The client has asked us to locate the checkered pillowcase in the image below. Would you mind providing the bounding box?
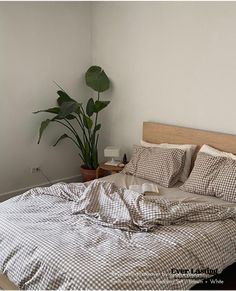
[180,152,236,202]
[121,145,186,187]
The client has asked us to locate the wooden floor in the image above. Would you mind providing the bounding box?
[192,262,236,290]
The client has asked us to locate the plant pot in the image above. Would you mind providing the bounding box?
[80,165,97,182]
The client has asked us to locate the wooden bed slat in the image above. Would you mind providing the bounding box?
[143,122,236,158]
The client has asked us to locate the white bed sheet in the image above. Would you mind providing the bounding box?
[100,173,236,208]
[1,174,236,290]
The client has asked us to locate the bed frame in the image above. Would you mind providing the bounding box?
[143,121,236,160]
[1,121,236,290]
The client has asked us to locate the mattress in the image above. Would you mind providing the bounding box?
[0,174,236,290]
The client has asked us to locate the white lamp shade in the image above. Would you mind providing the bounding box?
[104,146,120,158]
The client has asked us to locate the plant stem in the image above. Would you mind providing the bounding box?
[92,91,100,163]
[69,139,84,161]
[54,120,76,136]
[94,92,100,128]
[64,119,78,136]
[78,153,86,164]
[54,120,84,150]
[66,136,86,163]
[75,115,91,148]
[75,116,86,144]
[95,133,99,149]
[67,136,80,149]
[53,81,66,92]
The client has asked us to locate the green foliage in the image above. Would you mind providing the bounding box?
[37,119,51,144]
[94,100,110,113]
[85,66,110,92]
[57,90,74,106]
[53,134,70,147]
[86,98,95,117]
[33,107,60,114]
[33,66,110,170]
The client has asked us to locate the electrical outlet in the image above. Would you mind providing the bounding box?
[31,167,40,174]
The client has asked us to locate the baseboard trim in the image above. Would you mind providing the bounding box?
[0,174,82,202]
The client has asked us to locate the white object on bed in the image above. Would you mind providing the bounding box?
[200,144,236,160]
[129,183,159,195]
[140,140,197,182]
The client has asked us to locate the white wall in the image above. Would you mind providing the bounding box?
[92,2,236,159]
[0,2,91,194]
[2,2,236,195]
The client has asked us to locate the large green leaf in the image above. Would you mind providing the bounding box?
[86,98,95,117]
[53,134,69,147]
[37,119,51,144]
[33,107,60,114]
[58,101,81,119]
[85,66,110,93]
[57,90,74,106]
[33,107,75,120]
[94,100,110,113]
[83,115,93,130]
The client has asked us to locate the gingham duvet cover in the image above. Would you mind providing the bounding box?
[0,180,236,290]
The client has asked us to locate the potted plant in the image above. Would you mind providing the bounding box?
[34,65,110,181]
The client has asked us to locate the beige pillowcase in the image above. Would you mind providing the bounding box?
[200,144,236,160]
[180,152,236,203]
[121,145,186,188]
[140,140,197,182]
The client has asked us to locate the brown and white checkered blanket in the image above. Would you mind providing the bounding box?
[0,180,236,290]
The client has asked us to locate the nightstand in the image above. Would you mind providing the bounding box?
[96,162,124,179]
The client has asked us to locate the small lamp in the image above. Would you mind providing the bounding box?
[104,146,120,166]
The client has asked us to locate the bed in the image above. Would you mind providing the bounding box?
[0,121,236,290]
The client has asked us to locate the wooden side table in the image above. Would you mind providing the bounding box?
[96,162,124,179]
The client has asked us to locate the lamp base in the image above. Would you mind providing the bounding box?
[104,158,120,166]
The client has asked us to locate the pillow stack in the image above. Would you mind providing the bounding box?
[180,144,236,203]
[141,140,197,182]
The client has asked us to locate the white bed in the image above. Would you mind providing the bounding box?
[1,121,236,290]
[0,172,235,290]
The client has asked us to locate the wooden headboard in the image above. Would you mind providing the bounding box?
[143,122,236,158]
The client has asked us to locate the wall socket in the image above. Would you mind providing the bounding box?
[31,167,40,174]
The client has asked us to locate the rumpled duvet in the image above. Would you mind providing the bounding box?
[0,180,236,290]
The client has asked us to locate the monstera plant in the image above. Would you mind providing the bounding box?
[34,66,110,181]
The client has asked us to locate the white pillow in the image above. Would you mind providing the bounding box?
[140,140,197,182]
[200,144,236,160]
